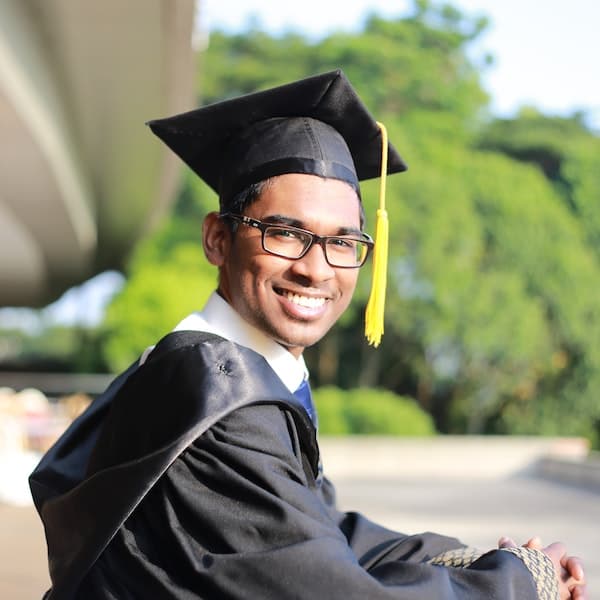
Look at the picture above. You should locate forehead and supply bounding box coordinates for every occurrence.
[248,174,362,226]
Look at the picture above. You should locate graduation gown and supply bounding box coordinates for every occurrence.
[30,331,541,599]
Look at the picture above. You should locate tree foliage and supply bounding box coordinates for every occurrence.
[102,1,600,445]
[314,386,436,435]
[101,173,218,370]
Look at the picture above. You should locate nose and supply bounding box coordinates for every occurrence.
[290,240,336,282]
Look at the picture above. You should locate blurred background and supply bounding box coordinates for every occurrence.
[0,0,599,597]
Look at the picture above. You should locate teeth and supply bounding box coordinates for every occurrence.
[285,292,326,308]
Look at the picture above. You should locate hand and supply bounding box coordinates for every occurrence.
[498,535,542,550]
[498,537,587,600]
[543,542,587,600]
[563,553,587,600]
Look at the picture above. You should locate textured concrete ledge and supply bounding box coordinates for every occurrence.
[537,452,600,490]
[319,435,591,480]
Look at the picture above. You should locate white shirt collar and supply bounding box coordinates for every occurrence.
[173,292,308,393]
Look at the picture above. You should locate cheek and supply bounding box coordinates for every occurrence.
[341,270,359,295]
[330,271,359,317]
[231,254,272,301]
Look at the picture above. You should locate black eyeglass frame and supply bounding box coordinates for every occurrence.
[221,213,374,268]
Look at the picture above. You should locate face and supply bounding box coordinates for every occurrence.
[203,173,362,357]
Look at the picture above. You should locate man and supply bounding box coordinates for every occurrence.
[30,70,586,599]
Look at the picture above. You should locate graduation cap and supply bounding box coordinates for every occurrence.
[147,69,407,346]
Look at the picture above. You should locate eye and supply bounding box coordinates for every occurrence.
[328,237,355,250]
[267,227,306,242]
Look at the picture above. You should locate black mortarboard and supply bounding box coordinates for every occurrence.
[146,69,407,204]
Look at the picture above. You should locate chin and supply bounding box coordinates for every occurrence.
[276,327,331,352]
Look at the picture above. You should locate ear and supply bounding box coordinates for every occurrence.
[202,212,231,267]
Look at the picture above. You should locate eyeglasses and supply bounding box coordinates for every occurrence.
[222,213,374,268]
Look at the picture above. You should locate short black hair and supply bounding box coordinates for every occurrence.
[219,179,273,215]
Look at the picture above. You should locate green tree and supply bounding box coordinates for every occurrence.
[101,173,218,371]
[314,386,436,435]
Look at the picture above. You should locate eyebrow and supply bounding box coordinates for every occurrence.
[262,214,364,237]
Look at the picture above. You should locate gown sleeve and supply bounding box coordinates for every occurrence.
[77,402,546,600]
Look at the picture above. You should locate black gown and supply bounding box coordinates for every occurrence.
[30,331,544,599]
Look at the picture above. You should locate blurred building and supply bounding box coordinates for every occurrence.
[0,0,198,307]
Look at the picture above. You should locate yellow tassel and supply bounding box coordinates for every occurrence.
[365,122,389,347]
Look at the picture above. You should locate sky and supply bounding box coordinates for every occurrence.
[1,0,598,331]
[201,0,600,127]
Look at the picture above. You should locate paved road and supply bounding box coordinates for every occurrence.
[0,502,50,599]
[1,473,597,598]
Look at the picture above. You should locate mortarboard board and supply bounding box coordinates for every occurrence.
[147,69,406,346]
[146,69,406,203]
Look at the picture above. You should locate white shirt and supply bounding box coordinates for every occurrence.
[142,292,308,394]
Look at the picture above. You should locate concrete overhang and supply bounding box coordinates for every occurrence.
[0,0,197,307]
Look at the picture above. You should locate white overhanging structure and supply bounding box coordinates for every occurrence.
[0,0,197,307]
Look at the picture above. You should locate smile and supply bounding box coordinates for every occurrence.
[283,291,326,308]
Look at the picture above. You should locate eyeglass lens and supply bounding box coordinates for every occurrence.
[263,226,368,267]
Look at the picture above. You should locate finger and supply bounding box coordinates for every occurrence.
[563,556,585,582]
[524,536,542,549]
[570,583,588,600]
[498,536,516,548]
[542,542,567,568]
